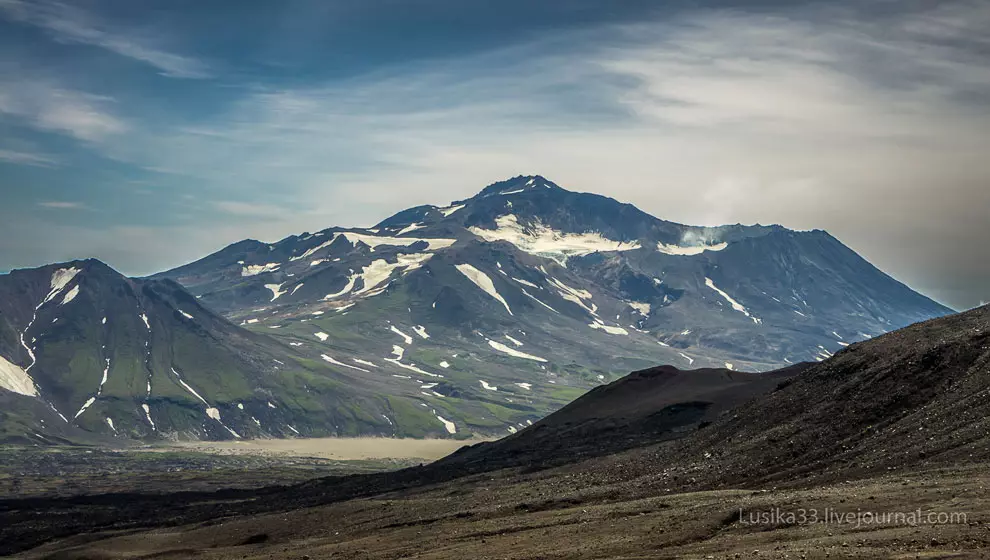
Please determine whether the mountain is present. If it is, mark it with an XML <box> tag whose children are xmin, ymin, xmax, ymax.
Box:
<box><xmin>154</xmin><ymin>175</ymin><xmax>951</xmax><ymax>426</ymax></box>
<box><xmin>0</xmin><ymin>260</ymin><xmax>518</xmax><ymax>442</ymax></box>
<box><xmin>0</xmin><ymin>175</ymin><xmax>952</xmax><ymax>442</ymax></box>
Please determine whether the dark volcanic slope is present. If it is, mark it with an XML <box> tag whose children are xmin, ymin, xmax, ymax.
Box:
<box><xmin>437</xmin><ymin>364</ymin><xmax>805</xmax><ymax>473</ymax></box>
<box><xmin>658</xmin><ymin>304</ymin><xmax>990</xmax><ymax>487</ymax></box>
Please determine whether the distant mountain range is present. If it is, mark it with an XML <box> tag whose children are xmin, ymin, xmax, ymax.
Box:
<box><xmin>0</xmin><ymin>175</ymin><xmax>953</xmax><ymax>441</ymax></box>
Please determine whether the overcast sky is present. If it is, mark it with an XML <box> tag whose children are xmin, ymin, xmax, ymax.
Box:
<box><xmin>0</xmin><ymin>0</ymin><xmax>987</xmax><ymax>310</ymax></box>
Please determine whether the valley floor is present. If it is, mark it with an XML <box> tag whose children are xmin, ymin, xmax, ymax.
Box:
<box><xmin>11</xmin><ymin>460</ymin><xmax>989</xmax><ymax>559</ymax></box>
<box><xmin>164</xmin><ymin>436</ymin><xmax>491</xmax><ymax>461</ymax></box>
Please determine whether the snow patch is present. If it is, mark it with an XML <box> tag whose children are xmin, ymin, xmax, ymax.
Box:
<box><xmin>439</xmin><ymin>203</ymin><xmax>465</xmax><ymax>217</ymax></box>
<box><xmin>73</xmin><ymin>397</ymin><xmax>96</xmax><ymax>419</ymax></box>
<box><xmin>322</xmin><ymin>354</ymin><xmax>370</xmax><ymax>372</ymax></box>
<box><xmin>142</xmin><ymin>404</ymin><xmax>155</xmax><ymax>430</ymax></box>
<box><xmin>390</xmin><ymin>325</ymin><xmax>413</xmax><ymax>345</ymax></box>
<box><xmin>504</xmin><ymin>335</ymin><xmax>524</xmax><ymax>347</ymax></box>
<box><xmin>510</xmin><ymin>276</ymin><xmax>540</xmax><ymax>289</ymax></box>
<box><xmin>657</xmin><ymin>241</ymin><xmax>728</xmax><ymax>256</ymax></box>
<box><xmin>435</xmin><ymin>414</ymin><xmax>456</xmax><ymax>434</ymax></box>
<box><xmin>412</xmin><ymin>325</ymin><xmax>430</xmax><ymax>339</ymax></box>
<box><xmin>469</xmin><ymin>215</ymin><xmax>639</xmax><ymax>264</ymax></box>
<box><xmin>397</xmin><ymin>222</ymin><xmax>425</xmax><ymax>235</ymax></box>
<box><xmin>0</xmin><ymin>354</ymin><xmax>38</xmax><ymax>396</ymax></box>
<box><xmin>455</xmin><ymin>263</ymin><xmax>513</xmax><ymax>316</ymax></box>
<box><xmin>139</xmin><ymin>313</ymin><xmax>151</xmax><ymax>329</ymax></box>
<box><xmin>479</xmin><ymin>380</ymin><xmax>498</xmax><ymax>391</ymax></box>
<box><xmin>521</xmin><ymin>288</ymin><xmax>558</xmax><ymax>313</ymax></box>
<box><xmin>547</xmin><ymin>277</ymin><xmax>597</xmax><ymax>316</ymax></box>
<box><xmin>678</xmin><ymin>353</ymin><xmax>695</xmax><ymax>365</ymax></box>
<box><xmin>515</xmin><ymin>382</ymin><xmax>532</xmax><ymax>390</ymax></box>
<box><xmin>178</xmin><ymin>310</ymin><xmax>194</xmax><ymax>320</ymax></box>
<box><xmin>265</xmin><ymin>283</ymin><xmax>287</xmax><ymax>301</ymax></box>
<box><xmin>629</xmin><ymin>302</ymin><xmax>651</xmax><ymax>316</ymax></box>
<box><xmin>61</xmin><ymin>285</ymin><xmax>80</xmax><ymax>305</ymax></box>
<box><xmin>589</xmin><ymin>320</ymin><xmax>629</xmax><ymax>336</ymax></box>
<box><xmin>340</xmin><ymin>231</ymin><xmax>455</xmax><ymax>252</ymax></box>
<box><xmin>705</xmin><ymin>278</ymin><xmax>761</xmax><ymax>324</ymax></box>
<box><xmin>314</xmin><ymin>332</ymin><xmax>329</xmax><ymax>341</ymax></box>
<box><xmin>488</xmin><ymin>339</ymin><xmax>547</xmax><ymax>362</ymax></box>
<box><xmin>439</xmin><ymin>360</ymin><xmax>450</xmax><ymax>368</ymax></box>
<box><xmin>171</xmin><ymin>367</ymin><xmax>209</xmax><ymax>405</ymax></box>
<box><xmin>42</xmin><ymin>267</ymin><xmax>81</xmax><ymax>305</ymax></box>
<box><xmin>242</xmin><ymin>263</ymin><xmax>280</xmax><ymax>277</ymax></box>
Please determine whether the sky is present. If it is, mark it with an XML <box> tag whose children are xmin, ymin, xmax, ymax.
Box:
<box><xmin>0</xmin><ymin>0</ymin><xmax>987</xmax><ymax>310</ymax></box>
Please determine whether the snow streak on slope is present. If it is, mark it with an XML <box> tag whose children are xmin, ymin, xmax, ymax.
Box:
<box><xmin>455</xmin><ymin>264</ymin><xmax>513</xmax><ymax>316</ymax></box>
<box><xmin>412</xmin><ymin>325</ymin><xmax>430</xmax><ymax>339</ymax></box>
<box><xmin>589</xmin><ymin>320</ymin><xmax>629</xmax><ymax>335</ymax></box>
<box><xmin>324</xmin><ymin>274</ymin><xmax>358</xmax><ymax>300</ymax></box>
<box><xmin>171</xmin><ymin>367</ymin><xmax>240</xmax><ymax>438</ymax></box>
<box><xmin>321</xmin><ymin>354</ymin><xmax>370</xmax><ymax>372</ymax></box>
<box><xmin>438</xmin><ymin>204</ymin><xmax>465</xmax><ymax>217</ymax></box>
<box><xmin>390</xmin><ymin>325</ymin><xmax>413</xmax><ymax>345</ymax></box>
<box><xmin>488</xmin><ymin>339</ymin><xmax>547</xmax><ymax>362</ymax></box>
<box><xmin>547</xmin><ymin>276</ymin><xmax>597</xmax><ymax>316</ymax></box>
<box><xmin>14</xmin><ymin>267</ymin><xmax>82</xmax><ymax>419</ymax></box>
<box><xmin>705</xmin><ymin>277</ymin><xmax>761</xmax><ymax>324</ymax></box>
<box><xmin>469</xmin><ymin>214</ymin><xmax>639</xmax><ymax>264</ymax></box>
<box><xmin>242</xmin><ymin>263</ymin><xmax>280</xmax><ymax>277</ymax></box>
<box><xmin>142</xmin><ymin>403</ymin><xmax>156</xmax><ymax>430</ymax></box>
<box><xmin>396</xmin><ymin>223</ymin><xmax>424</xmax><ymax>235</ymax></box>
<box><xmin>435</xmin><ymin>413</ymin><xmax>456</xmax><ymax>434</ymax></box>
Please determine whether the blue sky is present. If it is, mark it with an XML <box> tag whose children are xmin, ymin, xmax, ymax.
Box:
<box><xmin>0</xmin><ymin>0</ymin><xmax>987</xmax><ymax>310</ymax></box>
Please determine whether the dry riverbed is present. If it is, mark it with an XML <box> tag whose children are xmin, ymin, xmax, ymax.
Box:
<box><xmin>162</xmin><ymin>436</ymin><xmax>489</xmax><ymax>461</ymax></box>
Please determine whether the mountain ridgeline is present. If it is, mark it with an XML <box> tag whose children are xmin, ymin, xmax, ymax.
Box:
<box><xmin>0</xmin><ymin>176</ymin><xmax>952</xmax><ymax>441</ymax></box>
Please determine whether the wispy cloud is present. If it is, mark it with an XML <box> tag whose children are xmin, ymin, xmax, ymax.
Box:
<box><xmin>0</xmin><ymin>148</ymin><xmax>58</xmax><ymax>167</ymax></box>
<box><xmin>38</xmin><ymin>201</ymin><xmax>86</xmax><ymax>209</ymax></box>
<box><xmin>1</xmin><ymin>1</ymin><xmax>987</xmax><ymax>309</ymax></box>
<box><xmin>0</xmin><ymin>0</ymin><xmax>209</xmax><ymax>78</ymax></box>
<box><xmin>213</xmin><ymin>200</ymin><xmax>292</xmax><ymax>219</ymax></box>
<box><xmin>0</xmin><ymin>77</ymin><xmax>128</xmax><ymax>142</ymax></box>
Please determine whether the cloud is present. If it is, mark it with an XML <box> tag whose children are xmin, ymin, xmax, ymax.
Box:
<box><xmin>38</xmin><ymin>201</ymin><xmax>86</xmax><ymax>209</ymax></box>
<box><xmin>0</xmin><ymin>148</ymin><xmax>58</xmax><ymax>167</ymax></box>
<box><xmin>1</xmin><ymin>1</ymin><xmax>987</xmax><ymax>309</ymax></box>
<box><xmin>213</xmin><ymin>201</ymin><xmax>292</xmax><ymax>219</ymax></box>
<box><xmin>0</xmin><ymin>0</ymin><xmax>209</xmax><ymax>78</ymax></box>
<box><xmin>0</xmin><ymin>79</ymin><xmax>127</xmax><ymax>141</ymax></box>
